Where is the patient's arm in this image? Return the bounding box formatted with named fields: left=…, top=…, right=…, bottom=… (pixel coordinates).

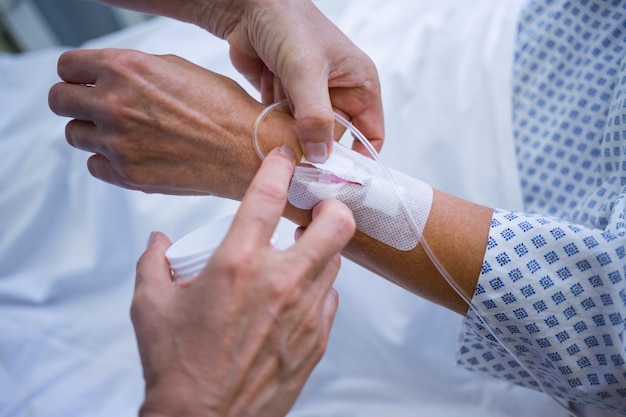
left=49, top=49, right=492, bottom=315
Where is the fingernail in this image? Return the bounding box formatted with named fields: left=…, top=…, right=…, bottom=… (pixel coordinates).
left=279, top=144, right=295, bottom=160
left=305, top=142, right=328, bottom=163
left=146, top=232, right=157, bottom=248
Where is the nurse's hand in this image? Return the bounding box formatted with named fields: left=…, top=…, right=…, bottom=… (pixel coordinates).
left=92, top=0, right=384, bottom=162
left=49, top=49, right=293, bottom=201
left=223, top=0, right=384, bottom=161
left=131, top=147, right=355, bottom=417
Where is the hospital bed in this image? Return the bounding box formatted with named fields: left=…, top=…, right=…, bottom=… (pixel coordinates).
left=0, top=0, right=570, bottom=416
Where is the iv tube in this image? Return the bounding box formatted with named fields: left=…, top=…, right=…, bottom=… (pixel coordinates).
left=253, top=100, right=580, bottom=416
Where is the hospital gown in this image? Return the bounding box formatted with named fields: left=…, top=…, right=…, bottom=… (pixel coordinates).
left=458, top=0, right=626, bottom=414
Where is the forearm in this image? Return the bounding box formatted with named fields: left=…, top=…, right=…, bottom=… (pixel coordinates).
left=93, top=0, right=245, bottom=37
left=282, top=193, right=491, bottom=315
left=342, top=191, right=492, bottom=315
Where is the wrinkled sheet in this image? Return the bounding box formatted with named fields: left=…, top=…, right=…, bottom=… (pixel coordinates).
left=0, top=0, right=570, bottom=416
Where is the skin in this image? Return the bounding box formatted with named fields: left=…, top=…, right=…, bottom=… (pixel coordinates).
left=132, top=147, right=356, bottom=417
left=48, top=49, right=494, bottom=315
left=91, top=0, right=384, bottom=162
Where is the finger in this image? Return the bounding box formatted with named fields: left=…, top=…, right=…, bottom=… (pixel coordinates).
left=135, top=231, right=174, bottom=294
left=291, top=199, right=355, bottom=270
left=65, top=119, right=103, bottom=152
left=57, top=49, right=102, bottom=84
left=309, top=249, right=342, bottom=297
left=321, top=286, right=339, bottom=338
left=222, top=145, right=295, bottom=250
left=329, top=108, right=349, bottom=143
left=260, top=66, right=275, bottom=105
left=228, top=40, right=264, bottom=92
left=86, top=154, right=130, bottom=188
left=328, top=84, right=385, bottom=156
left=304, top=256, right=340, bottom=350
left=286, top=70, right=335, bottom=163
left=294, top=226, right=305, bottom=241
left=49, top=82, right=98, bottom=120
left=131, top=232, right=173, bottom=336
left=274, top=75, right=288, bottom=103
left=349, top=104, right=385, bottom=155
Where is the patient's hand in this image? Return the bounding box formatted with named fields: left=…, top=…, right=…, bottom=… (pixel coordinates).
left=48, top=48, right=296, bottom=200
left=131, top=147, right=355, bottom=417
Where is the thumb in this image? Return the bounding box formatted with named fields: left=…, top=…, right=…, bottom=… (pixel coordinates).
left=283, top=71, right=334, bottom=163
left=135, top=231, right=174, bottom=293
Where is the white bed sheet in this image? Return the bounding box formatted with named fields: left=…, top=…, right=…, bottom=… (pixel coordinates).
left=0, top=1, right=569, bottom=416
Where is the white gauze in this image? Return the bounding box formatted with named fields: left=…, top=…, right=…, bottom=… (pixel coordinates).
left=289, top=143, right=432, bottom=251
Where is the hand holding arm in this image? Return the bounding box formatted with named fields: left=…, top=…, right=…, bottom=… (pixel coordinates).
left=132, top=147, right=355, bottom=417
left=92, top=0, right=383, bottom=161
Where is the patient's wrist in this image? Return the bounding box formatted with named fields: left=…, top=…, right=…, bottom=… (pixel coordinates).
left=188, top=97, right=297, bottom=202
left=254, top=108, right=302, bottom=162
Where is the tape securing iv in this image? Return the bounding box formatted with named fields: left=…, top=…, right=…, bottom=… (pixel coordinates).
left=252, top=100, right=433, bottom=251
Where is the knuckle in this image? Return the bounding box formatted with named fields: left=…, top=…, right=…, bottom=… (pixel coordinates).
left=314, top=328, right=329, bottom=355
left=325, top=254, right=342, bottom=276
left=108, top=49, right=151, bottom=74
left=116, top=165, right=159, bottom=190
left=64, top=121, right=75, bottom=146
left=98, top=93, right=119, bottom=118
left=129, top=290, right=157, bottom=329
left=135, top=249, right=151, bottom=275
left=334, top=206, right=356, bottom=237
left=129, top=291, right=148, bottom=326
left=297, top=311, right=328, bottom=360
left=249, top=176, right=287, bottom=205
left=259, top=263, right=296, bottom=299
left=159, top=53, right=181, bottom=64
left=56, top=50, right=74, bottom=77
left=212, top=246, right=258, bottom=277
left=118, top=164, right=144, bottom=184
left=97, top=90, right=131, bottom=126
left=314, top=335, right=329, bottom=360
left=129, top=297, right=143, bottom=324
left=47, top=84, right=62, bottom=111
left=322, top=199, right=356, bottom=237
left=345, top=50, right=379, bottom=87
left=296, top=105, right=335, bottom=132
left=300, top=309, right=321, bottom=334
left=285, top=245, right=320, bottom=277
left=264, top=269, right=301, bottom=307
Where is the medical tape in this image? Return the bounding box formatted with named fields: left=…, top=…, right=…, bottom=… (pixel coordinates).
left=289, top=143, right=432, bottom=250
left=252, top=101, right=432, bottom=251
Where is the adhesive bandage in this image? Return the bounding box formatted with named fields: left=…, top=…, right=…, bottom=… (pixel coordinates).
left=253, top=101, right=432, bottom=251
left=288, top=143, right=432, bottom=251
